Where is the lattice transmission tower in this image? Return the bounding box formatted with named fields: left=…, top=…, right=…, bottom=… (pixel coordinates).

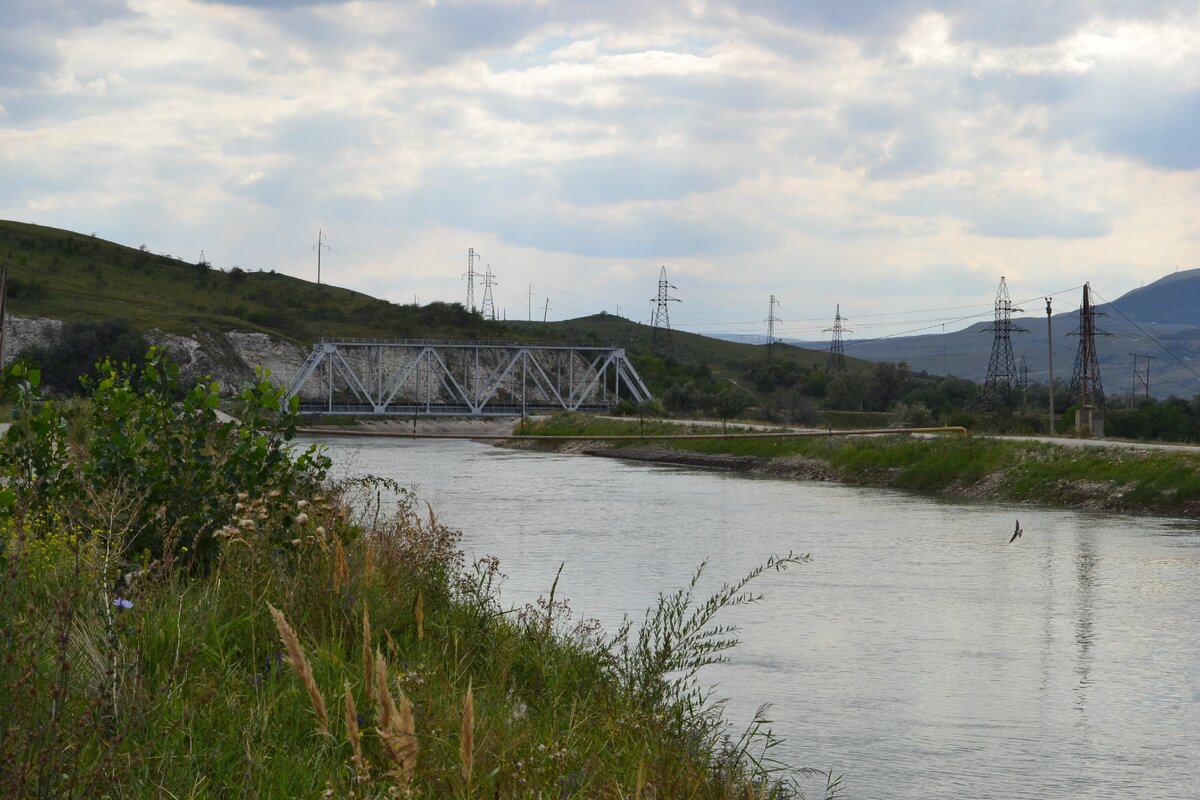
left=464, top=248, right=479, bottom=313
left=825, top=305, right=850, bottom=372
left=765, top=295, right=781, bottom=358
left=981, top=276, right=1027, bottom=409
left=1069, top=282, right=1107, bottom=407
left=481, top=264, right=497, bottom=321
left=1130, top=353, right=1153, bottom=403
left=649, top=266, right=680, bottom=345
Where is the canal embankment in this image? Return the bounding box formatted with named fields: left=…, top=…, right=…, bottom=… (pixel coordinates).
left=506, top=414, right=1200, bottom=519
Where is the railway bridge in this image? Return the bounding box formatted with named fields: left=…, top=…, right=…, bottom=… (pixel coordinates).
left=285, top=339, right=652, bottom=416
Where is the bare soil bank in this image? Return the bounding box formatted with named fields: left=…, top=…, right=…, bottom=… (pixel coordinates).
left=574, top=444, right=839, bottom=482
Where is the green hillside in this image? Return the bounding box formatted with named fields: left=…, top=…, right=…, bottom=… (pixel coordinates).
left=0, top=221, right=503, bottom=343
left=0, top=220, right=841, bottom=380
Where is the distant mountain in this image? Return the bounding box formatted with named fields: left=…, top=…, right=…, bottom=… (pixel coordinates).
left=791, top=269, right=1200, bottom=400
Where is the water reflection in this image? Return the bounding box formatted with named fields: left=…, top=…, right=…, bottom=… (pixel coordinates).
left=1075, top=529, right=1096, bottom=712
left=305, top=436, right=1200, bottom=799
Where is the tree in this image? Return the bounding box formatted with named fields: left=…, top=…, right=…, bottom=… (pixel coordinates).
left=18, top=318, right=148, bottom=394
left=866, top=361, right=911, bottom=411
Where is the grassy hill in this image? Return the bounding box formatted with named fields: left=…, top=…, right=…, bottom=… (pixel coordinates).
left=0, top=221, right=499, bottom=343
left=1, top=220, right=845, bottom=397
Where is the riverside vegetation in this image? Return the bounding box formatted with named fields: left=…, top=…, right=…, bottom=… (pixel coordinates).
left=0, top=351, right=837, bottom=799
left=520, top=414, right=1200, bottom=519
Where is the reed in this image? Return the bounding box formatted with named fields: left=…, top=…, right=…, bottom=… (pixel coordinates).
left=332, top=539, right=350, bottom=592
left=372, top=648, right=417, bottom=786
left=267, top=603, right=329, bottom=735
left=415, top=591, right=424, bottom=641
left=460, top=679, right=474, bottom=786
left=361, top=605, right=373, bottom=710
left=344, top=682, right=363, bottom=770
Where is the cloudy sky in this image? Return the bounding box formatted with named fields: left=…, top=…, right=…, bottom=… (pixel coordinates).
left=2, top=0, right=1198, bottom=339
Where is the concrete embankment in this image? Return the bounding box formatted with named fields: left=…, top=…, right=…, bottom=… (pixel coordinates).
left=300, top=416, right=520, bottom=438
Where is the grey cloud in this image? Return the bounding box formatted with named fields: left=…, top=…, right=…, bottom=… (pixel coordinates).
left=1060, top=79, right=1200, bottom=171
left=5, top=0, right=132, bottom=28
left=895, top=185, right=1112, bottom=239
left=0, top=1, right=133, bottom=91
left=982, top=67, right=1200, bottom=171
left=740, top=0, right=1181, bottom=47
left=413, top=163, right=777, bottom=258
left=555, top=153, right=742, bottom=206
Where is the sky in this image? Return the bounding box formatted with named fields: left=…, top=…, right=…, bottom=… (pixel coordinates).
left=2, top=0, right=1199, bottom=341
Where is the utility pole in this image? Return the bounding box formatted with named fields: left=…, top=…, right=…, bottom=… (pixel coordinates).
left=649, top=266, right=680, bottom=347
left=464, top=248, right=479, bottom=313
left=765, top=294, right=781, bottom=359
left=542, top=297, right=551, bottom=326
left=527, top=283, right=535, bottom=323
left=1046, top=297, right=1055, bottom=435
left=825, top=305, right=850, bottom=373
left=313, top=229, right=330, bottom=285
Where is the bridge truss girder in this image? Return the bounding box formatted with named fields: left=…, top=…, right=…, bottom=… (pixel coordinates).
left=285, top=340, right=653, bottom=416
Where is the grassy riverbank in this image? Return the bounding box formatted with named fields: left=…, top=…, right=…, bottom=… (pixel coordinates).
left=521, top=415, right=1200, bottom=518
left=0, top=357, right=822, bottom=799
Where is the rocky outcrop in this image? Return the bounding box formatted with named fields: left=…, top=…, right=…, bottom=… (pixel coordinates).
left=1, top=315, right=62, bottom=363
left=1, top=314, right=307, bottom=393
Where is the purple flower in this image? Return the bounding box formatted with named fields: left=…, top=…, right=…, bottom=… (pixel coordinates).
left=113, top=597, right=134, bottom=610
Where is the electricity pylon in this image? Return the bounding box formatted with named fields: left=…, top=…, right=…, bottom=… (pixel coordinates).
left=981, top=276, right=1027, bottom=409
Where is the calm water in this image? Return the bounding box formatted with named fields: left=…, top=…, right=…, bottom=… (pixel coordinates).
left=303, top=435, right=1200, bottom=799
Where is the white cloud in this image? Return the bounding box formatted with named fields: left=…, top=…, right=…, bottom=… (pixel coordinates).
left=0, top=0, right=1197, bottom=337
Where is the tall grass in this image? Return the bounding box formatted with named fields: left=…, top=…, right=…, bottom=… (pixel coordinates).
left=0, top=360, right=835, bottom=798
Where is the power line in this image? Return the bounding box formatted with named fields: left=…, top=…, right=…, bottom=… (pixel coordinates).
left=1090, top=286, right=1200, bottom=385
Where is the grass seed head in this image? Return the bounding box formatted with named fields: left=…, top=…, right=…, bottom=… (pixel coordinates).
left=267, top=603, right=329, bottom=734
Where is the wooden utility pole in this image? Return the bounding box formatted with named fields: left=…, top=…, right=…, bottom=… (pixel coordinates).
left=314, top=229, right=330, bottom=285
left=1046, top=297, right=1054, bottom=435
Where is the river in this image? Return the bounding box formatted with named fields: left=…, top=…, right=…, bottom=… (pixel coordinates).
left=302, top=435, right=1200, bottom=799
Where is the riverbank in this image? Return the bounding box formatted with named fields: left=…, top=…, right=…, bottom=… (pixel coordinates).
left=1, top=360, right=807, bottom=798
left=513, top=415, right=1200, bottom=519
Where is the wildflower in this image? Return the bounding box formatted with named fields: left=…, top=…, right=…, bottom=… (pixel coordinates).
left=297, top=499, right=309, bottom=510
left=113, top=597, right=133, bottom=610
left=295, top=512, right=309, bottom=526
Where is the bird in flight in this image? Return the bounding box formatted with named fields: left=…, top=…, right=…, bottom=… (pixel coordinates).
left=1008, top=520, right=1023, bottom=543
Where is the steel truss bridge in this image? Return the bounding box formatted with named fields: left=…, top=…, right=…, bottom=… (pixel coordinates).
left=285, top=339, right=653, bottom=416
